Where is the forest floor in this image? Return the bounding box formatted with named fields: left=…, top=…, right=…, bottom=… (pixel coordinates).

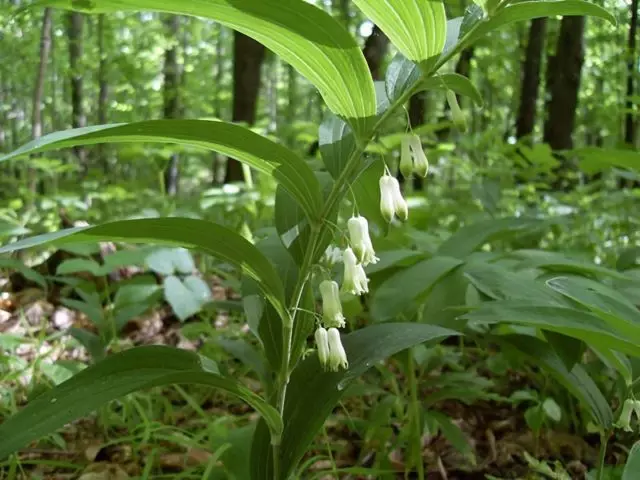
left=0, top=267, right=630, bottom=480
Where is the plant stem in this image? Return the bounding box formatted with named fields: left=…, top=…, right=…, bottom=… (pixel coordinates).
left=596, top=431, right=609, bottom=480
left=269, top=24, right=485, bottom=475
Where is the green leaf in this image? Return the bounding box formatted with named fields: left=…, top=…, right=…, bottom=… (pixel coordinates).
left=623, top=441, right=640, bottom=480
left=29, top=1, right=376, bottom=135
left=371, top=256, right=463, bottom=321
left=350, top=157, right=388, bottom=230
left=68, top=328, right=105, bottom=361
left=319, top=114, right=356, bottom=179
left=573, top=147, right=640, bottom=174
left=217, top=338, right=269, bottom=384
left=0, top=346, right=282, bottom=459
left=464, top=1, right=616, bottom=46
left=164, top=275, right=206, bottom=321
left=252, top=323, right=460, bottom=479
left=466, top=303, right=640, bottom=357
left=385, top=53, right=422, bottom=104
left=0, top=218, right=289, bottom=324
left=353, top=0, right=446, bottom=72
left=437, top=217, right=547, bottom=258
left=56, top=258, right=107, bottom=276
left=510, top=250, right=630, bottom=280
left=420, top=73, right=483, bottom=106
left=501, top=335, right=613, bottom=429
left=0, top=120, right=322, bottom=221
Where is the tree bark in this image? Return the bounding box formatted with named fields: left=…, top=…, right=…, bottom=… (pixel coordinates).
left=97, top=14, right=109, bottom=171
left=225, top=31, right=266, bottom=183
left=162, top=15, right=181, bottom=195
left=516, top=18, right=547, bottom=141
left=543, top=16, right=585, bottom=152
left=66, top=11, right=87, bottom=170
left=33, top=8, right=53, bottom=141
left=362, top=25, right=389, bottom=80
left=626, top=0, right=638, bottom=146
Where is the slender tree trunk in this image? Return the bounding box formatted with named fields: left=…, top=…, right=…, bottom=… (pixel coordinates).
left=211, top=24, right=225, bottom=184
left=516, top=18, right=547, bottom=141
left=33, top=8, right=53, bottom=140
left=362, top=25, right=389, bottom=80
left=67, top=11, right=87, bottom=171
left=626, top=0, right=638, bottom=146
left=408, top=93, right=426, bottom=191
left=224, top=31, right=265, bottom=183
left=543, top=17, right=585, bottom=152
left=97, top=14, right=109, bottom=172
left=162, top=15, right=181, bottom=195
left=29, top=8, right=53, bottom=195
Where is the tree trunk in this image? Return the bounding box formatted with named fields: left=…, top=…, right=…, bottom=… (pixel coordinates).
left=362, top=25, right=389, bottom=80
left=67, top=11, right=86, bottom=170
left=33, top=8, right=53, bottom=141
left=543, top=16, right=585, bottom=152
left=625, top=0, right=638, bottom=146
left=97, top=14, right=109, bottom=171
left=162, top=15, right=181, bottom=195
left=30, top=8, right=53, bottom=195
left=408, top=93, right=426, bottom=191
left=225, top=31, right=265, bottom=183
left=516, top=18, right=547, bottom=141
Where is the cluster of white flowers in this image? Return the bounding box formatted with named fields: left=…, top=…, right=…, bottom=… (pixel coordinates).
left=314, top=136, right=426, bottom=371
left=315, top=215, right=380, bottom=372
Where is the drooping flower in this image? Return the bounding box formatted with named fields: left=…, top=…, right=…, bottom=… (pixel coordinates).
left=379, top=173, right=408, bottom=222
left=341, top=247, right=369, bottom=296
left=616, top=398, right=640, bottom=432
left=315, top=326, right=330, bottom=368
left=400, top=135, right=414, bottom=179
left=446, top=90, right=467, bottom=132
left=319, top=280, right=345, bottom=328
left=347, top=215, right=379, bottom=266
left=400, top=135, right=429, bottom=178
left=407, top=135, right=429, bottom=178
left=327, top=327, right=348, bottom=371
left=323, top=245, right=343, bottom=266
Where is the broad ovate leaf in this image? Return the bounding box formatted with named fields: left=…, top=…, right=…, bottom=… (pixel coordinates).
left=0, top=120, right=322, bottom=221
left=0, top=346, right=282, bottom=459
left=353, top=0, right=446, bottom=72
left=27, top=0, right=377, bottom=135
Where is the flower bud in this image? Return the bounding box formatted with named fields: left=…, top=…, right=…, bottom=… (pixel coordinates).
left=446, top=90, right=467, bottom=133
left=341, top=247, right=369, bottom=296
left=407, top=135, right=429, bottom=178
left=379, top=174, right=396, bottom=223
left=319, top=280, right=345, bottom=328
left=347, top=215, right=378, bottom=266
left=327, top=327, right=348, bottom=371
left=399, top=135, right=414, bottom=179
left=314, top=326, right=330, bottom=368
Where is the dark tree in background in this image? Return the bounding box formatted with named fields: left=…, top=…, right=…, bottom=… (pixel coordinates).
left=625, top=0, right=638, bottom=147
left=224, top=31, right=266, bottom=183
left=66, top=11, right=86, bottom=170
left=516, top=18, right=547, bottom=141
left=543, top=16, right=586, bottom=152
left=162, top=15, right=182, bottom=195
left=363, top=25, right=389, bottom=80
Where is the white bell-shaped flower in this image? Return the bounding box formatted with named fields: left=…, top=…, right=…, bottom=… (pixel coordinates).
left=327, top=327, right=348, bottom=371
left=616, top=398, right=640, bottom=432
left=341, top=247, right=369, bottom=296
left=379, top=174, right=396, bottom=223
left=400, top=135, right=414, bottom=178
left=407, top=135, right=429, bottom=178
left=446, top=90, right=467, bottom=132
left=319, top=280, right=345, bottom=328
left=314, top=326, right=330, bottom=368
left=347, top=215, right=378, bottom=266
left=380, top=173, right=408, bottom=222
